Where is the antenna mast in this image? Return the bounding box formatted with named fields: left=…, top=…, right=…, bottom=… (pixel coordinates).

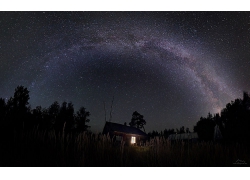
left=103, top=101, right=107, bottom=122
left=109, top=96, right=114, bottom=122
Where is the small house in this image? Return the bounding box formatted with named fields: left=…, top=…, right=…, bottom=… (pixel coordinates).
left=102, top=121, right=148, bottom=145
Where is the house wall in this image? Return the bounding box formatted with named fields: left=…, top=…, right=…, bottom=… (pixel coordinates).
left=113, top=132, right=148, bottom=145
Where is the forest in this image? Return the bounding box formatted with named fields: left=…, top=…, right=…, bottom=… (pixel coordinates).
left=0, top=86, right=250, bottom=166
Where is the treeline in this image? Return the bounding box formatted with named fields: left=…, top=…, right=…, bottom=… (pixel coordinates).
left=1, top=86, right=250, bottom=145
left=148, top=92, right=250, bottom=145
left=148, top=126, right=190, bottom=138
left=0, top=86, right=90, bottom=134
left=194, top=92, right=250, bottom=144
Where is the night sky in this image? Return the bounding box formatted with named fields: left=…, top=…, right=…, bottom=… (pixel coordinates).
left=1, top=12, right=250, bottom=133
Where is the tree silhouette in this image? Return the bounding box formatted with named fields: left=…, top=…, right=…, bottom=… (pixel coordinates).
left=0, top=98, right=7, bottom=130
left=48, top=101, right=60, bottom=130
left=129, top=111, right=146, bottom=132
left=192, top=91, right=250, bottom=144
left=0, top=86, right=93, bottom=134
left=32, top=106, right=43, bottom=128
left=0, top=98, right=6, bottom=121
left=56, top=101, right=75, bottom=132
left=195, top=112, right=216, bottom=141
left=220, top=92, right=250, bottom=143
left=75, top=106, right=90, bottom=132
left=65, top=102, right=75, bottom=132
left=13, top=86, right=30, bottom=109
left=7, top=86, right=31, bottom=129
left=41, top=107, right=53, bottom=130
left=179, top=126, right=185, bottom=134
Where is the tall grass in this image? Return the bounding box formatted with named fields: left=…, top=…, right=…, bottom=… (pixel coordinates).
left=0, top=128, right=249, bottom=166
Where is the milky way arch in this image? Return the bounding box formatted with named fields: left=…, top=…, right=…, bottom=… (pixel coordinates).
left=33, top=22, right=238, bottom=112
left=1, top=13, right=243, bottom=131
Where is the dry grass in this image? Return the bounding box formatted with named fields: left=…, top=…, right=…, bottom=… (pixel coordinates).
left=0, top=129, right=249, bottom=167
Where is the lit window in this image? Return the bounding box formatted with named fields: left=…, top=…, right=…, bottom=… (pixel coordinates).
left=131, top=136, right=136, bottom=144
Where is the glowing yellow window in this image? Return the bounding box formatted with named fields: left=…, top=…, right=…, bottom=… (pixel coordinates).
left=131, top=136, right=136, bottom=144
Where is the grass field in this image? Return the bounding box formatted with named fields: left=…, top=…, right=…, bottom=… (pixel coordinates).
left=0, top=129, right=249, bottom=167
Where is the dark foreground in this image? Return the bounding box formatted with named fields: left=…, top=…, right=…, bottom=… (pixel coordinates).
left=0, top=129, right=249, bottom=167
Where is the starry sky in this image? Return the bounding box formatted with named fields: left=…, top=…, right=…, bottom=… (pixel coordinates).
left=0, top=11, right=250, bottom=132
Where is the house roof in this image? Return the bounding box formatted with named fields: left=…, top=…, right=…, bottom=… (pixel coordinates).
left=103, top=121, right=148, bottom=137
